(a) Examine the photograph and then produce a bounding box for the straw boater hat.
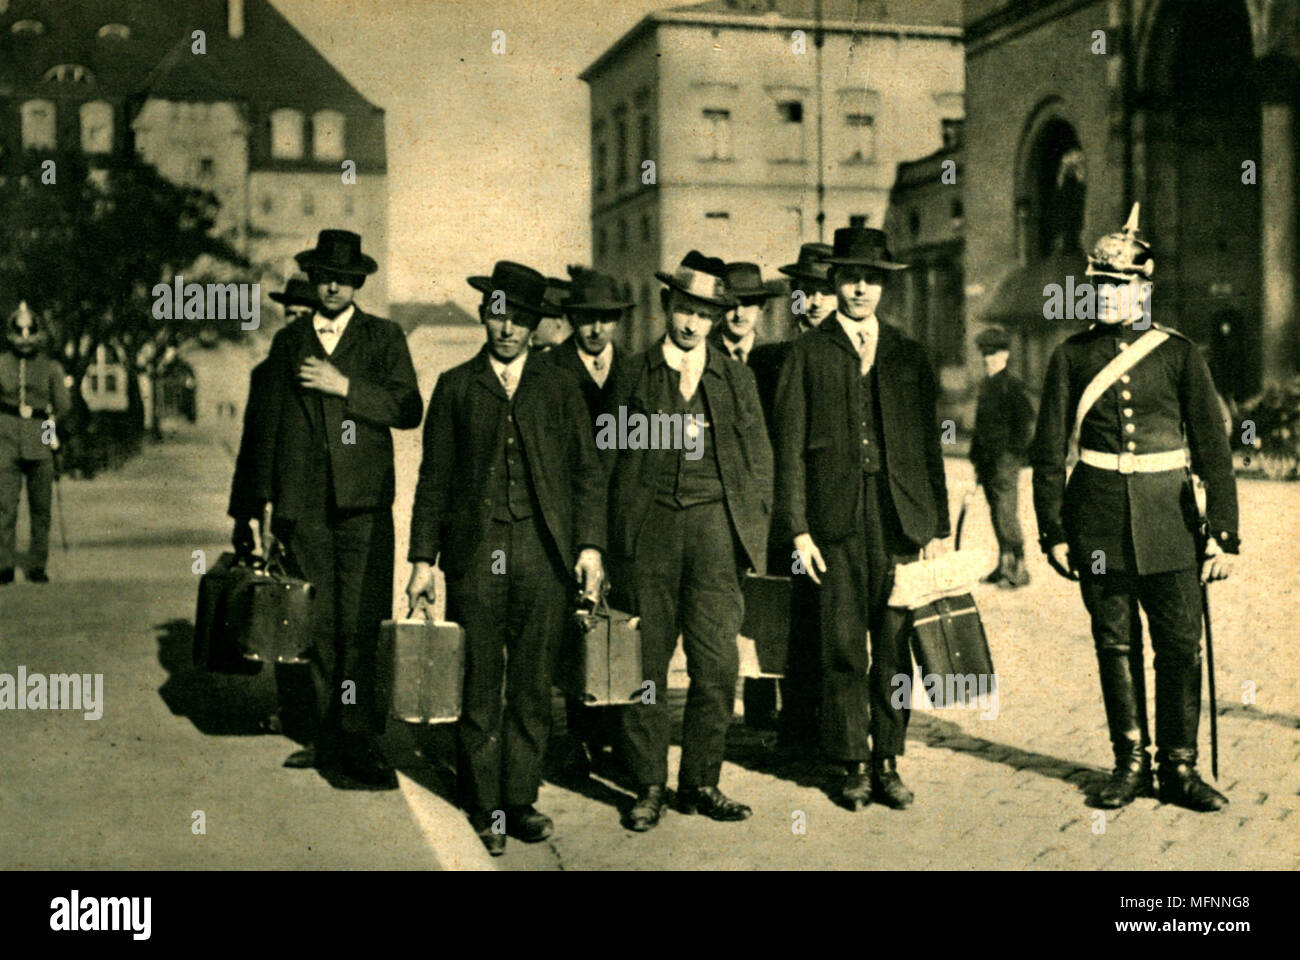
[467,261,562,317]
[295,229,378,276]
[654,250,737,308]
[824,227,908,271]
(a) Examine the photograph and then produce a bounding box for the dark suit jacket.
[748,340,792,432]
[540,336,625,424]
[606,340,773,572]
[408,346,607,578]
[774,319,951,546]
[252,308,423,521]
[228,359,271,520]
[1030,320,1238,574]
[969,368,1036,477]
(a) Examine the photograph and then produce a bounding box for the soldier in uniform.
[1030,205,1237,812]
[970,326,1035,588]
[0,302,72,585]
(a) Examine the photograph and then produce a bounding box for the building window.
[198,157,215,180]
[950,198,964,223]
[640,213,652,243]
[772,100,805,162]
[702,109,732,160]
[618,218,628,252]
[615,109,629,186]
[638,112,652,169]
[343,195,355,217]
[844,114,875,163]
[705,211,730,221]
[12,19,44,36]
[312,110,345,161]
[270,109,305,160]
[941,118,964,150]
[302,191,315,217]
[595,139,608,195]
[596,226,608,259]
[80,101,114,155]
[261,194,274,215]
[909,210,921,237]
[641,281,652,318]
[21,100,56,151]
[97,23,131,41]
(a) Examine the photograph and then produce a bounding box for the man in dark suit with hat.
[1031,204,1237,812]
[251,230,423,788]
[970,325,1035,589]
[745,243,835,749]
[406,260,606,856]
[0,300,72,585]
[229,275,318,736]
[774,226,951,811]
[607,251,773,832]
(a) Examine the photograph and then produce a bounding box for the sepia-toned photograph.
[0,0,1295,914]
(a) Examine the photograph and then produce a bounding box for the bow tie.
[316,322,338,336]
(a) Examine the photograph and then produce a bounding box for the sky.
[272,0,671,307]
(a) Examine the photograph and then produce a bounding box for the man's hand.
[793,533,827,585]
[574,548,604,602]
[921,537,950,561]
[407,562,437,617]
[1201,542,1234,583]
[232,518,256,557]
[254,502,278,561]
[298,357,350,397]
[1048,542,1078,581]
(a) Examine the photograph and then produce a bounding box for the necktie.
[678,352,702,401]
[18,357,31,418]
[500,366,517,400]
[317,322,339,356]
[857,330,876,375]
[734,347,747,365]
[592,356,606,372]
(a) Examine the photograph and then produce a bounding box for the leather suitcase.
[193,552,262,675]
[558,595,643,707]
[909,593,995,707]
[233,564,315,665]
[738,573,792,679]
[379,616,465,724]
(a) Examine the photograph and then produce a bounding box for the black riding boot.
[1156,662,1226,811]
[1095,646,1152,808]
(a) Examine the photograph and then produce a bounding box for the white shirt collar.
[314,304,355,332]
[577,342,614,379]
[661,336,707,372]
[838,312,878,342]
[488,348,529,382]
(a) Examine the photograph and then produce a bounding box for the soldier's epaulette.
[1151,322,1192,342]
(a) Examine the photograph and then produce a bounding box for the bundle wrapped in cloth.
[887,549,991,610]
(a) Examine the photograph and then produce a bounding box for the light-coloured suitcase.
[379,616,465,723]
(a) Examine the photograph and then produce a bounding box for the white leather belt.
[1079,448,1188,474]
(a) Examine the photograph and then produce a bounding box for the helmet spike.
[1122,202,1141,237]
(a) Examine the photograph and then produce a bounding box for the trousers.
[978,456,1025,558]
[622,499,743,789]
[817,473,919,761]
[0,454,54,571]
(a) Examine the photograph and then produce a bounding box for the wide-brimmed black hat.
[269,274,318,308]
[975,326,1012,354]
[654,250,737,308]
[825,227,908,270]
[725,262,776,303]
[542,276,572,313]
[779,242,834,282]
[295,229,379,276]
[565,269,634,313]
[468,261,562,317]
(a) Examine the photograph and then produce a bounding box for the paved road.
[3,325,1296,870]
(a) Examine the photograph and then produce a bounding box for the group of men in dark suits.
[229,210,1240,859]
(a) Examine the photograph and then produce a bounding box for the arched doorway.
[1140,0,1262,397]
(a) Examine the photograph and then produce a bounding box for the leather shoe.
[840,762,873,811]
[341,738,398,789]
[0,569,13,585]
[469,810,506,856]
[677,785,752,822]
[625,784,668,832]
[1158,761,1228,812]
[871,756,914,809]
[506,805,554,843]
[283,736,341,770]
[26,568,49,583]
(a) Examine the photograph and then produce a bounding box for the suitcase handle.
[575,579,613,619]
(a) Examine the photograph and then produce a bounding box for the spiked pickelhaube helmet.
[1086,202,1155,282]
[6,300,48,355]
